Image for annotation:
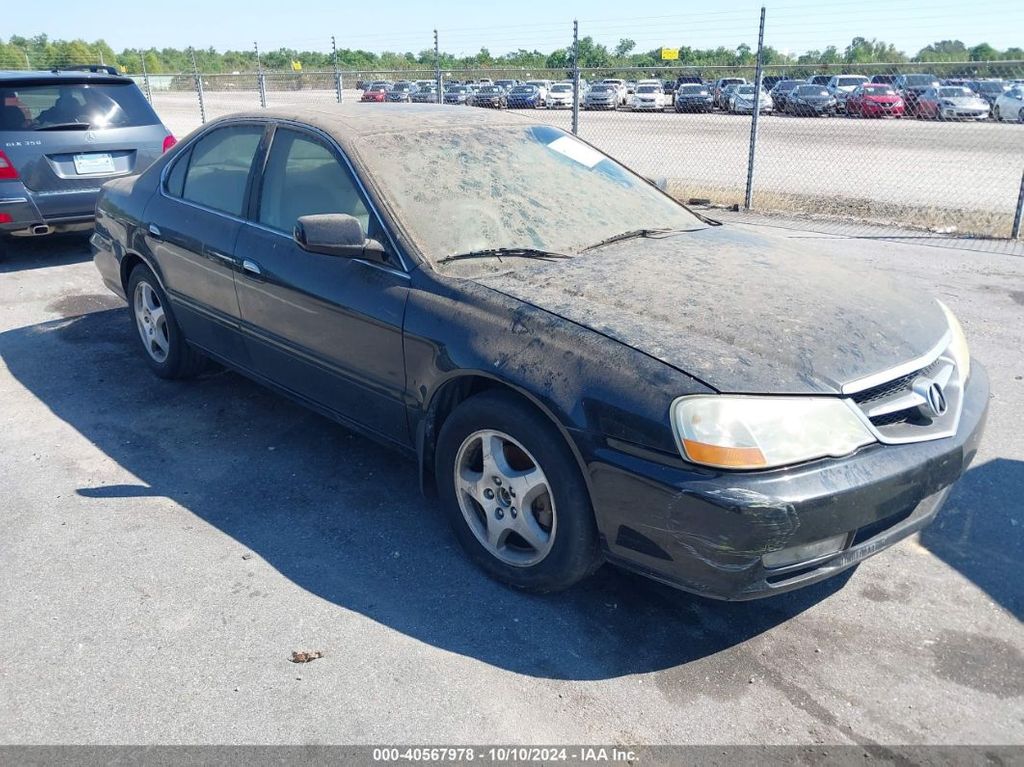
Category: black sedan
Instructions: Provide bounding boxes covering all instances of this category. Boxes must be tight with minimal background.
[786,84,837,116]
[91,106,987,599]
[673,84,714,113]
[470,85,508,109]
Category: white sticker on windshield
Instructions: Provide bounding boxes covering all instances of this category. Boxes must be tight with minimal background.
[547,135,604,169]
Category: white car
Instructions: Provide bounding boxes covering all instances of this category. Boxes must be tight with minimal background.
[546,83,577,108]
[631,84,666,111]
[729,84,773,114]
[993,86,1024,122]
[525,80,551,104]
[827,75,870,112]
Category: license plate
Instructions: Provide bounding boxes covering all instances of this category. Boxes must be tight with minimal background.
[73,153,115,175]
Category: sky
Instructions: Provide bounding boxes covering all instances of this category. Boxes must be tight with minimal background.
[7,0,1023,58]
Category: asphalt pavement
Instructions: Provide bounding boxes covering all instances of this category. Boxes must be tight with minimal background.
[0,222,1021,745]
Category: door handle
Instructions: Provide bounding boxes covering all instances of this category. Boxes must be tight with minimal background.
[241,259,262,276]
[203,247,234,263]
[147,223,161,239]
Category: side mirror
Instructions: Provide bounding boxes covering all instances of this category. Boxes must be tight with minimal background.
[294,213,389,265]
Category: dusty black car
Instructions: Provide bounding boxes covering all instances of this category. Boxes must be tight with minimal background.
[673,84,713,113]
[92,106,987,600]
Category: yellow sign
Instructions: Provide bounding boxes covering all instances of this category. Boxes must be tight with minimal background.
[661,47,679,61]
[291,60,303,71]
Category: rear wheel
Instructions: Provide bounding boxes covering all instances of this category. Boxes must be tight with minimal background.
[127,264,206,379]
[436,390,601,592]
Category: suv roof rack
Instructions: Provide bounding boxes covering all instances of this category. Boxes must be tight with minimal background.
[54,64,121,76]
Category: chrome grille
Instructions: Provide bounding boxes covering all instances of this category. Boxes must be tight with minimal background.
[846,342,963,444]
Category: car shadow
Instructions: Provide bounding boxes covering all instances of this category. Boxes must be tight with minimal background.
[919,457,1023,620]
[0,233,93,273]
[1,307,857,681]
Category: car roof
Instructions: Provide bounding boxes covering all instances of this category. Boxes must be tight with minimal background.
[224,104,535,142]
[0,69,134,85]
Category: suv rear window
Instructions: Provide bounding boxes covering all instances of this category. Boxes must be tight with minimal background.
[0,81,159,131]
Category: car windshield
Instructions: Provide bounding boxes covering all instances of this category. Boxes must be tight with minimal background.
[679,85,707,94]
[591,85,612,93]
[511,86,535,94]
[637,85,660,93]
[361,125,704,268]
[479,87,500,93]
[446,86,468,93]
[975,81,1008,92]
[735,85,755,95]
[0,81,159,131]
[939,87,973,97]
[837,77,867,87]
[394,84,413,92]
[905,75,939,86]
[863,85,896,95]
[526,82,546,87]
[797,86,829,96]
[550,85,572,92]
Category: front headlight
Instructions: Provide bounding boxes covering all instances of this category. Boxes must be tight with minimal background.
[672,395,875,470]
[938,301,971,381]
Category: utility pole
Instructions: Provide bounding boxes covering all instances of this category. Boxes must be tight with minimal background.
[743,6,766,210]
[139,52,152,103]
[434,29,442,104]
[332,35,343,103]
[255,41,267,108]
[571,19,580,135]
[189,46,206,124]
[1012,167,1024,239]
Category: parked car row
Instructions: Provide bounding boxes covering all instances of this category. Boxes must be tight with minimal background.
[355,75,1024,121]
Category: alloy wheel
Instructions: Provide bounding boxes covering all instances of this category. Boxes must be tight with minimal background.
[133,281,170,363]
[453,429,556,567]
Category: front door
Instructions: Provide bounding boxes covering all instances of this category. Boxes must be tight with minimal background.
[233,126,410,444]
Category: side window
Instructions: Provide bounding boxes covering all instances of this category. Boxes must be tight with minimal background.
[258,129,370,235]
[165,147,191,198]
[181,124,263,216]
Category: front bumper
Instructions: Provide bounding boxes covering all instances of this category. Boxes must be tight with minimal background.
[940,107,988,119]
[582,362,989,600]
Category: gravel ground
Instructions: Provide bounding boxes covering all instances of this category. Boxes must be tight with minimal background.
[147,89,1024,235]
[0,221,1021,746]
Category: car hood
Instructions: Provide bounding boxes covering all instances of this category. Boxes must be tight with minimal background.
[946,97,986,106]
[471,226,948,395]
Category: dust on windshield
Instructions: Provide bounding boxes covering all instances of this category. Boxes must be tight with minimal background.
[357,124,704,268]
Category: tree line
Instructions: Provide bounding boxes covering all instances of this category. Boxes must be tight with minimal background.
[1,34,1022,74]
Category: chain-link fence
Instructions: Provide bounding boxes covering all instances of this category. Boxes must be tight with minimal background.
[111,5,1024,242]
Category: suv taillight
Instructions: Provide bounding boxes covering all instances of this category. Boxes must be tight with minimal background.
[162,134,177,153]
[0,150,18,181]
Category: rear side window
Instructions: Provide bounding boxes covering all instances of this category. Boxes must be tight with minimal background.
[181,125,263,216]
[0,81,159,131]
[258,129,369,235]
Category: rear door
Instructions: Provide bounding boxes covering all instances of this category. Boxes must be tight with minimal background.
[142,122,266,364]
[0,77,167,219]
[232,125,410,443]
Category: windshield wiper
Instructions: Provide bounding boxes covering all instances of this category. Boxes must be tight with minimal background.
[35,122,93,131]
[580,227,701,253]
[438,247,572,265]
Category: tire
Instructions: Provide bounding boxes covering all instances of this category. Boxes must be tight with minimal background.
[126,263,206,380]
[435,390,601,592]
[1019,108,1024,124]
[993,105,1001,121]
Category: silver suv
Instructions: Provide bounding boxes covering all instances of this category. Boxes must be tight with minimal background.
[1,69,173,240]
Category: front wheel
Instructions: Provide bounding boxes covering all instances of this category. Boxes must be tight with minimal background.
[435,391,601,592]
[127,264,206,379]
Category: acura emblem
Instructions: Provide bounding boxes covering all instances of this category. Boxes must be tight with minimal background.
[912,377,948,418]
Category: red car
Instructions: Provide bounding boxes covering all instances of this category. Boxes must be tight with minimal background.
[360,87,387,103]
[846,83,904,118]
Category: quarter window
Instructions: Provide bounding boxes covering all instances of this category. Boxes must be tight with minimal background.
[258,129,369,235]
[180,125,263,216]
